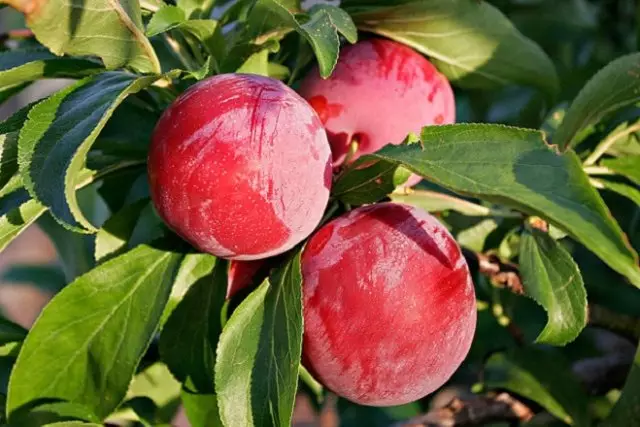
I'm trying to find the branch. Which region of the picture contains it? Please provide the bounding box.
[392,393,533,427]
[462,248,524,295]
[462,248,640,341]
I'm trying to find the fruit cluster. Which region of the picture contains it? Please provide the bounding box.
[148,38,476,406]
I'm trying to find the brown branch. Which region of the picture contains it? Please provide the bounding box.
[462,249,524,295]
[393,393,534,427]
[0,28,34,43]
[463,248,640,341]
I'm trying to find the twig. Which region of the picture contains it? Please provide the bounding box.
[392,393,534,427]
[0,28,34,44]
[584,120,640,166]
[462,249,524,295]
[318,394,339,427]
[584,165,615,176]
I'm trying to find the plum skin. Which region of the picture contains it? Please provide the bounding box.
[299,38,455,166]
[301,202,476,406]
[148,74,332,260]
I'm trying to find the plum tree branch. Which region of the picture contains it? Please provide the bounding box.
[392,393,534,427]
[462,248,640,340]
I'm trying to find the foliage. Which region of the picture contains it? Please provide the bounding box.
[0,0,637,426]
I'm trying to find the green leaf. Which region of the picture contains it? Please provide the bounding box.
[2,0,161,74]
[342,0,558,98]
[6,242,183,421]
[519,228,587,345]
[169,253,217,302]
[147,6,222,58]
[601,344,640,426]
[236,49,271,76]
[160,259,227,393]
[332,159,398,205]
[18,72,162,233]
[42,423,103,427]
[37,212,94,283]
[457,218,499,253]
[554,53,640,150]
[247,0,357,78]
[297,5,358,77]
[0,103,42,197]
[123,396,157,425]
[181,390,222,427]
[177,0,216,19]
[161,253,217,326]
[95,199,149,262]
[0,197,46,253]
[596,179,640,207]
[308,4,358,44]
[125,362,181,412]
[367,124,640,288]
[390,189,493,216]
[601,155,640,186]
[0,101,39,136]
[0,82,28,104]
[485,348,590,426]
[147,5,188,35]
[0,49,102,92]
[1,264,67,293]
[215,250,303,427]
[0,317,26,346]
[0,132,20,195]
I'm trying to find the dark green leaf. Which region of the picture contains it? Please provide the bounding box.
[37,212,94,283]
[485,348,590,425]
[0,82,28,104]
[0,317,26,346]
[18,72,162,233]
[601,344,640,426]
[95,199,149,262]
[343,0,559,98]
[160,258,227,393]
[215,251,303,427]
[332,159,397,205]
[181,390,222,427]
[0,101,39,135]
[367,124,640,288]
[123,396,157,425]
[1,264,67,293]
[554,53,640,150]
[519,228,587,345]
[596,179,640,207]
[601,156,640,186]
[4,0,161,73]
[0,50,102,92]
[0,132,19,194]
[6,243,183,421]
[93,100,160,160]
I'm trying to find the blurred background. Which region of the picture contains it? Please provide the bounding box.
[0,1,639,426]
